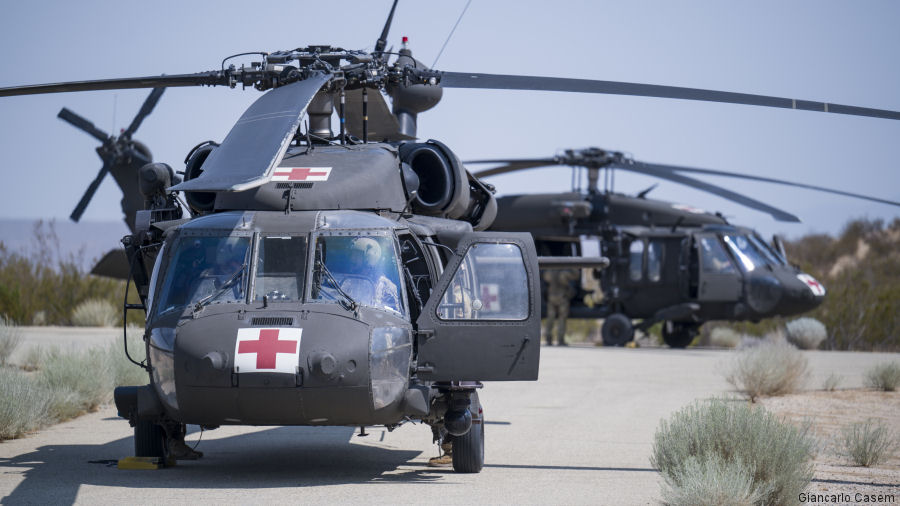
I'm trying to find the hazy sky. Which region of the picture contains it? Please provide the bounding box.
[1,0,898,242]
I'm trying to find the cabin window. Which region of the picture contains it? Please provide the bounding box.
[437,242,529,321]
[629,240,644,281]
[253,236,307,302]
[647,240,663,282]
[698,236,736,274]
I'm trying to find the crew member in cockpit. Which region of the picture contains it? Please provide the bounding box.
[341,237,400,312]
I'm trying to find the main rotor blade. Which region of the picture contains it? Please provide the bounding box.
[57,108,109,143]
[616,161,801,222]
[469,159,559,178]
[374,0,399,57]
[123,87,165,138]
[70,160,111,222]
[639,162,900,208]
[441,72,900,121]
[470,156,800,221]
[0,71,225,97]
[171,74,330,192]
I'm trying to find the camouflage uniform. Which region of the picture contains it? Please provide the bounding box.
[543,269,578,345]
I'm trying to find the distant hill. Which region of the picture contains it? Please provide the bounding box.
[0,218,129,271]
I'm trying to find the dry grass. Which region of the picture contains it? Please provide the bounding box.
[709,327,741,348]
[822,373,842,392]
[0,329,147,440]
[71,298,119,327]
[0,315,22,366]
[0,368,54,440]
[725,338,809,402]
[840,419,897,467]
[864,362,900,392]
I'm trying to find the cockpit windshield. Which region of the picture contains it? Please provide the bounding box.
[311,235,404,315]
[155,235,251,316]
[722,234,770,273]
[750,233,786,266]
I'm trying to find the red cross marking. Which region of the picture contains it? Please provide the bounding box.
[480,285,499,308]
[805,278,822,291]
[273,167,328,181]
[237,329,298,369]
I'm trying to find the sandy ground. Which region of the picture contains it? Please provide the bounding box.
[1,329,899,504]
[761,390,900,503]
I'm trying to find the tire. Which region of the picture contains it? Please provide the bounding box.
[601,313,633,346]
[134,420,166,458]
[452,393,484,473]
[662,321,697,349]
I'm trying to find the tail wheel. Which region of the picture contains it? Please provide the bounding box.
[452,393,484,473]
[134,420,167,459]
[662,321,699,348]
[601,313,633,346]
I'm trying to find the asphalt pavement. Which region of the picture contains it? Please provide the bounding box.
[1,330,897,505]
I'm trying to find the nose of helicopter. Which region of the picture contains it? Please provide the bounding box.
[780,270,826,315]
[166,305,413,426]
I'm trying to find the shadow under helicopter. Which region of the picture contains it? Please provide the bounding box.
[1,426,437,504]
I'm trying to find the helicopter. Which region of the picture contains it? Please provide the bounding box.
[0,1,617,473]
[468,147,900,347]
[2,0,899,473]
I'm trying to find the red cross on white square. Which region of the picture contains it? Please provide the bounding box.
[272,167,332,182]
[480,284,501,312]
[234,328,302,374]
[797,274,826,297]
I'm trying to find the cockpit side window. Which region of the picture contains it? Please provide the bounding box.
[699,236,736,274]
[398,233,431,321]
[155,235,251,317]
[253,235,308,302]
[311,234,406,316]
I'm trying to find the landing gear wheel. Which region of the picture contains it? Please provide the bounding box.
[601,313,634,347]
[452,393,484,473]
[134,420,166,458]
[662,321,698,348]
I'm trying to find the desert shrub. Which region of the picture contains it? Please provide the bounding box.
[71,299,119,327]
[785,317,826,350]
[106,327,148,387]
[38,347,115,415]
[652,398,815,506]
[709,327,741,348]
[840,419,897,467]
[0,315,22,366]
[864,362,900,392]
[661,454,766,506]
[0,368,53,440]
[822,373,842,392]
[725,338,809,402]
[0,220,144,327]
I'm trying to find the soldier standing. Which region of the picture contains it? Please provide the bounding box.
[543,269,578,345]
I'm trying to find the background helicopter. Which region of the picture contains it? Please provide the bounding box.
[468,147,900,347]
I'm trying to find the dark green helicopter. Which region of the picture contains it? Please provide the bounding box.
[469,147,900,347]
[3,0,900,472]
